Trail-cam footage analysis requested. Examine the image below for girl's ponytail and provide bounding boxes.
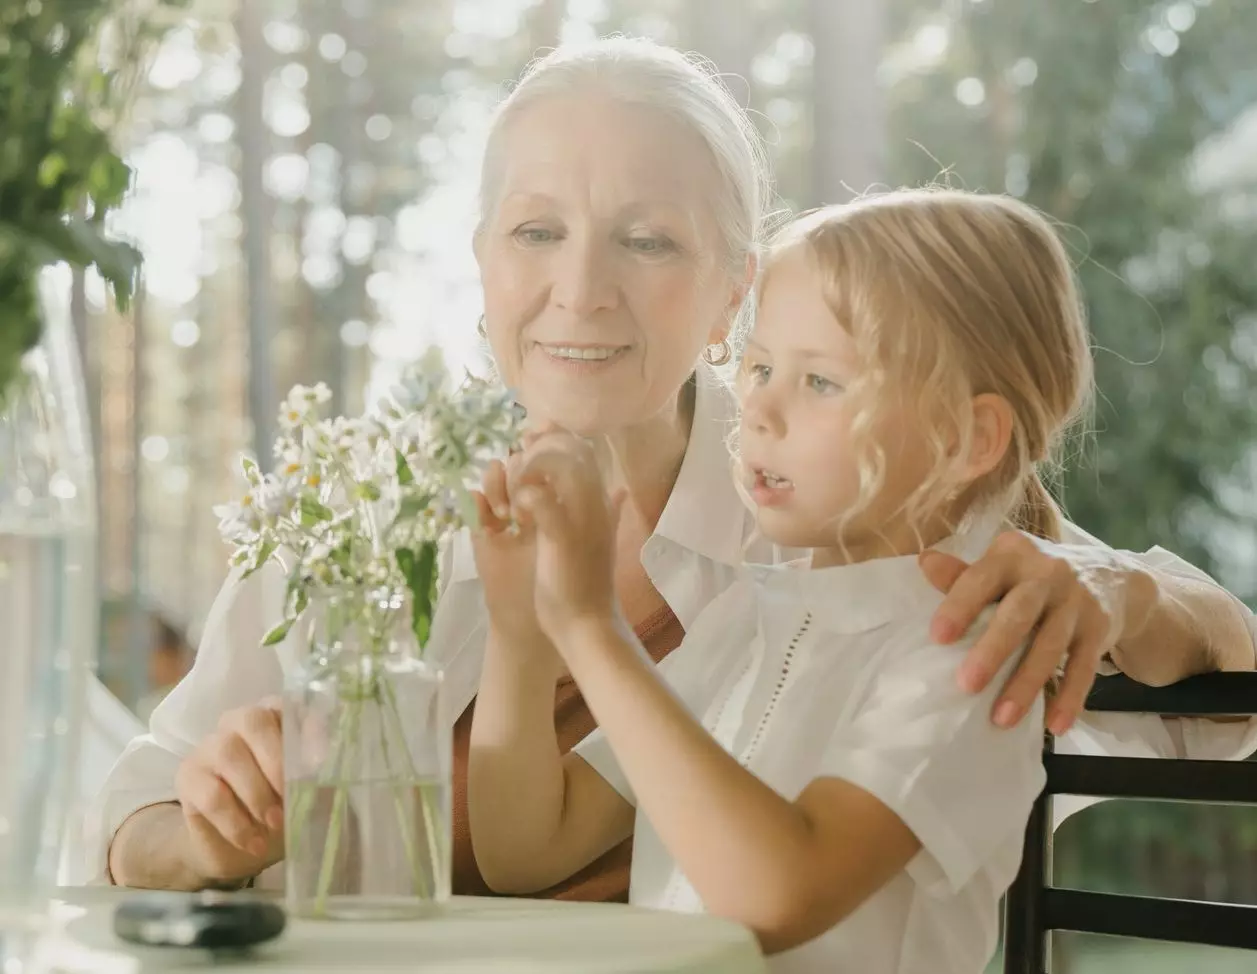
[1011,473,1063,542]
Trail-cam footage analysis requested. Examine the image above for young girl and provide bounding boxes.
[467,188,1092,974]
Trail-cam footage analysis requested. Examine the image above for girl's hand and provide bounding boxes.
[471,457,551,651]
[509,428,625,646]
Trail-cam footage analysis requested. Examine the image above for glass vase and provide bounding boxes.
[0,288,96,964]
[283,595,451,920]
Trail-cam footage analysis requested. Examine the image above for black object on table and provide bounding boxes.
[113,890,287,952]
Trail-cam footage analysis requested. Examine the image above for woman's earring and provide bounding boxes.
[477,314,487,338]
[702,338,732,367]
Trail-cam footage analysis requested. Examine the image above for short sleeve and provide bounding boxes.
[817,620,1047,896]
[572,730,635,805]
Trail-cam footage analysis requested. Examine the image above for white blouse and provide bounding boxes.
[575,514,1044,974]
[81,364,1257,886]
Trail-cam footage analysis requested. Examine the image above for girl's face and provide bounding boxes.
[738,247,942,564]
[475,92,746,436]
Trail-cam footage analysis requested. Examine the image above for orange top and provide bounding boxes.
[450,604,687,901]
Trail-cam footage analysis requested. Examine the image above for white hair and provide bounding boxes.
[477,36,772,337]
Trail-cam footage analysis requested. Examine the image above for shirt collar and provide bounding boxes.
[749,506,1009,635]
[651,364,755,569]
[445,364,753,585]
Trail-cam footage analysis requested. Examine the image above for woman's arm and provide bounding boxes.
[89,561,287,888]
[555,616,921,954]
[921,532,1256,734]
[1109,559,1255,680]
[467,625,634,894]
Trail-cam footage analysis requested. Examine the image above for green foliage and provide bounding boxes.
[885,0,1257,598]
[0,0,185,398]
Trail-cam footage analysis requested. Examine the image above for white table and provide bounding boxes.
[41,887,767,973]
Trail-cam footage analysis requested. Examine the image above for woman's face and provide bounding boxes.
[475,93,746,435]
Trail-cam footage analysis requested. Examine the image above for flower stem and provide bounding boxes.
[313,692,361,915]
[381,673,446,887]
[374,672,430,900]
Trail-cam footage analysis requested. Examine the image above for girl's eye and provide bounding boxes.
[747,363,771,383]
[807,374,841,393]
[513,226,558,245]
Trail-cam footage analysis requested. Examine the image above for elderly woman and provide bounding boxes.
[92,37,1257,895]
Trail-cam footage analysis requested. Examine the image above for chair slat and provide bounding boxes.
[1046,754,1257,804]
[1085,672,1257,717]
[1044,889,1257,949]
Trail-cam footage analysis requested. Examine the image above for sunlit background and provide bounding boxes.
[75,1,1256,968]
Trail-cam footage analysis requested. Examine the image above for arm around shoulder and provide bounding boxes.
[1058,520,1257,681]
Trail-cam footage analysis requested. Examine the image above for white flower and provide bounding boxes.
[279,382,333,431]
[253,473,296,518]
[216,358,524,653]
[214,501,259,543]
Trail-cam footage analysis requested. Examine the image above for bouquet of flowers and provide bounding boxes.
[214,348,523,917]
[215,347,522,653]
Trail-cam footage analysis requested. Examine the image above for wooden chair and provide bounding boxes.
[1002,671,1257,973]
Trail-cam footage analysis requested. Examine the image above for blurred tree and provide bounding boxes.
[880,0,1257,601]
[685,0,754,107]
[809,0,888,202]
[235,0,276,467]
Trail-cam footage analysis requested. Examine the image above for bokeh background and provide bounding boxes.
[80,1,1256,969]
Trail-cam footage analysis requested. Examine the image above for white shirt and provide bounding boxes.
[575,515,1044,974]
[81,364,1257,886]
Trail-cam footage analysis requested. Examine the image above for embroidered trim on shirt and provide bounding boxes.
[660,612,815,914]
[740,612,812,766]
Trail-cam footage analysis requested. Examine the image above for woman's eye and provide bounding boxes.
[747,363,771,383]
[807,374,841,393]
[514,226,557,245]
[626,235,674,255]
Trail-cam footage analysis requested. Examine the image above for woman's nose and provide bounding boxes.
[551,238,618,317]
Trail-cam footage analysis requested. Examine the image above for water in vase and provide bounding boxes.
[286,775,451,919]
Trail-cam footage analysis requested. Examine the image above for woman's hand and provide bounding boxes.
[919,531,1152,735]
[173,700,286,886]
[509,427,624,646]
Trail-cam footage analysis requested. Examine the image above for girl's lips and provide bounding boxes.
[749,469,794,507]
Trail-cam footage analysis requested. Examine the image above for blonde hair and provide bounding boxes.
[765,188,1093,542]
[477,36,773,341]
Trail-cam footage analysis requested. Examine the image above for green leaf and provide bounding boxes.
[241,540,277,579]
[395,491,432,523]
[397,541,439,649]
[262,618,294,647]
[37,153,67,188]
[395,449,415,485]
[241,455,259,481]
[356,481,381,502]
[87,153,132,206]
[284,564,309,620]
[299,495,334,525]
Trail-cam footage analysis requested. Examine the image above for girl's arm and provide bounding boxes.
[467,458,636,893]
[555,615,922,954]
[509,431,1044,952]
[467,629,634,895]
